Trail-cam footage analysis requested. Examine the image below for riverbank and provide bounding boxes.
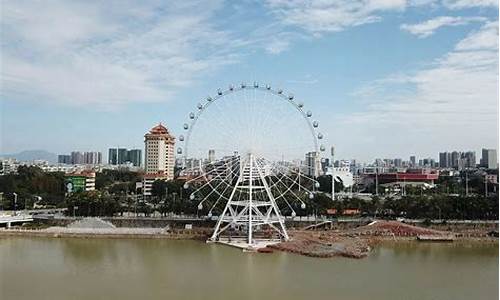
[1,219,497,259]
[0,228,209,240]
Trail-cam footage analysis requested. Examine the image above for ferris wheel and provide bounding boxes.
[179,82,326,248]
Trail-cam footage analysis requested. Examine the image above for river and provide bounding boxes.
[0,237,497,300]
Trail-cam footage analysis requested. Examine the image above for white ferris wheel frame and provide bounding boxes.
[178,82,325,160]
[179,82,326,248]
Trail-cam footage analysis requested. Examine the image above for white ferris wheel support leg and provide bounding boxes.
[248,154,253,245]
[208,153,290,245]
[209,165,243,242]
[255,158,289,241]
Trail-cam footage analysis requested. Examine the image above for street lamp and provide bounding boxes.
[13,193,17,216]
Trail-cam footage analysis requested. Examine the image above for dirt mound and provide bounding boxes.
[354,221,447,237]
[269,233,371,259]
[67,217,116,229]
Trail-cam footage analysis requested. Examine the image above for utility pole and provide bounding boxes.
[403,177,406,196]
[465,170,469,196]
[485,175,488,197]
[331,146,335,201]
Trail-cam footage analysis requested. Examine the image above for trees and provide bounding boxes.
[0,166,65,209]
[151,180,168,199]
[95,169,141,191]
[66,191,120,217]
[317,175,344,194]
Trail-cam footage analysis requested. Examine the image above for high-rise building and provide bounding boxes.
[58,155,71,164]
[422,158,435,167]
[109,148,142,167]
[305,152,320,177]
[108,149,118,165]
[394,158,402,167]
[70,151,84,164]
[83,151,102,165]
[410,156,416,167]
[60,151,101,165]
[451,151,460,169]
[142,124,175,196]
[117,148,128,164]
[439,152,451,168]
[144,123,175,178]
[463,151,476,168]
[208,149,215,162]
[440,150,476,170]
[127,149,142,167]
[481,149,498,169]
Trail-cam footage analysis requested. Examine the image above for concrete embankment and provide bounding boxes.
[0,228,211,240]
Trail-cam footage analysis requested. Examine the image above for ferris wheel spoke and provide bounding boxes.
[184,155,240,185]
[196,157,241,200]
[200,166,238,211]
[255,158,307,205]
[265,170,296,213]
[264,157,319,184]
[207,180,235,214]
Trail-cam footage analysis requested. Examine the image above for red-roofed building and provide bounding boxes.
[367,169,439,185]
[143,123,175,195]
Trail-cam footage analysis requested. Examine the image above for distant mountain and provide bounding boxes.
[0,150,58,163]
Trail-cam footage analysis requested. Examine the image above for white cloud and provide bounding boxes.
[0,0,240,109]
[443,0,498,9]
[339,21,498,159]
[401,16,486,38]
[455,21,499,50]
[265,0,407,33]
[266,0,497,36]
[265,39,291,54]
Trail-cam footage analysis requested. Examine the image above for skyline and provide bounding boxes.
[2,145,496,167]
[1,1,498,162]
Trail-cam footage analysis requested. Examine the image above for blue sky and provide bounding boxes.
[1,0,498,163]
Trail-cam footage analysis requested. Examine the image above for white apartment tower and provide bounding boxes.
[305,151,320,178]
[144,123,175,179]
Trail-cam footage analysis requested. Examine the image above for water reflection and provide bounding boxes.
[0,238,498,300]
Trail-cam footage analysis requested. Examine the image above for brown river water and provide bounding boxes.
[0,237,497,300]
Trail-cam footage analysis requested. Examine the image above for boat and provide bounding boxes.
[417,235,455,242]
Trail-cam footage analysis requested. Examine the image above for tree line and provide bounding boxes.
[0,166,497,220]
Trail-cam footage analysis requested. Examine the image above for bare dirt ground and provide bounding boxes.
[269,220,497,258]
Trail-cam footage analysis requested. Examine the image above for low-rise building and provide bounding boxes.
[364,168,439,186]
[65,171,96,192]
[141,173,169,196]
